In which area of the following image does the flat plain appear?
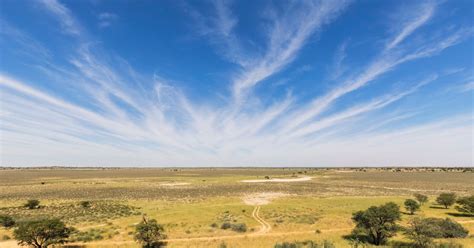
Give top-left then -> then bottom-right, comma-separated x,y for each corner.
0,168 -> 473,247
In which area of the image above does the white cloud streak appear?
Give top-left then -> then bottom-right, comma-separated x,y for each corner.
39,0 -> 81,35
231,1 -> 352,102
0,0 -> 472,166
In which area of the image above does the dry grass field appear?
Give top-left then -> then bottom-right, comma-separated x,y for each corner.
0,168 -> 473,247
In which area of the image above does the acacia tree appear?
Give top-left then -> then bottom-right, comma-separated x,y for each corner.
455,195 -> 474,216
135,216 -> 166,248
404,199 -> 421,215
351,202 -> 401,245
436,193 -> 456,209
13,219 -> 72,248
414,193 -> 428,205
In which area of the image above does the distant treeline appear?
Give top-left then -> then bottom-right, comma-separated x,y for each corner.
0,166 -> 472,172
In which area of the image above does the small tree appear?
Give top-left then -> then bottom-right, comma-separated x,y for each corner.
405,217 -> 443,248
436,193 -> 456,209
455,195 -> 474,216
135,216 -> 166,248
351,202 -> 401,245
13,219 -> 72,248
24,199 -> 40,209
405,199 -> 421,215
0,215 -> 15,228
414,193 -> 429,205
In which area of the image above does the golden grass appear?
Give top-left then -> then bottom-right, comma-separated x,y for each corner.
0,168 -> 473,247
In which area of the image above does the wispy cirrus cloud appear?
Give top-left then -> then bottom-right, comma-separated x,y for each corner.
98,12 -> 118,28
39,0 -> 81,35
230,1 -> 352,102
0,0 -> 472,166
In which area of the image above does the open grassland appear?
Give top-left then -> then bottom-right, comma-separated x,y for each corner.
0,168 -> 473,247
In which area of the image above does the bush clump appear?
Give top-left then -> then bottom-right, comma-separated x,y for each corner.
80,201 -> 92,208
71,228 -> 105,242
134,217 -> 166,248
405,217 -> 468,247
24,199 -> 40,209
0,214 -> 15,228
455,195 -> 474,216
231,223 -> 247,232
274,240 -> 335,248
220,222 -> 231,230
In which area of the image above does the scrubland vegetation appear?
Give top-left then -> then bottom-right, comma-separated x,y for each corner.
0,167 -> 473,247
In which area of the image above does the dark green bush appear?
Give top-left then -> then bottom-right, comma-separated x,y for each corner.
274,240 -> 335,248
220,222 -> 231,230
79,201 -> 91,208
134,217 -> 166,248
231,223 -> 247,232
405,217 -> 468,247
24,199 -> 40,209
0,214 -> 15,228
455,195 -> 474,216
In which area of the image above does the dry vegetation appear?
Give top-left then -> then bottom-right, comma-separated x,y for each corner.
0,167 -> 473,247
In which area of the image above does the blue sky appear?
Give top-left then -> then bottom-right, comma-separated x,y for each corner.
0,0 -> 473,167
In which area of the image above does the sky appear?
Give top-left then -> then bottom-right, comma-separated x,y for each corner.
0,0 -> 473,167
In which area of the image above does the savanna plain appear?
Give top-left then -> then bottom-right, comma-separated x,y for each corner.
0,168 -> 473,248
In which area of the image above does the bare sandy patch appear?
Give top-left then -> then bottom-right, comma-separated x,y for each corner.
240,176 -> 312,183
160,182 -> 191,186
242,192 -> 290,206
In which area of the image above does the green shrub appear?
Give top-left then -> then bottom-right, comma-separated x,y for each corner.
274,242 -> 298,248
24,199 -> 40,209
231,223 -> 247,232
80,201 -> 91,208
455,195 -> 474,216
274,240 -> 335,248
134,217 -> 166,248
220,222 -> 231,230
71,228 -> 105,242
405,217 -> 468,247
439,218 -> 469,238
0,214 -> 15,228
